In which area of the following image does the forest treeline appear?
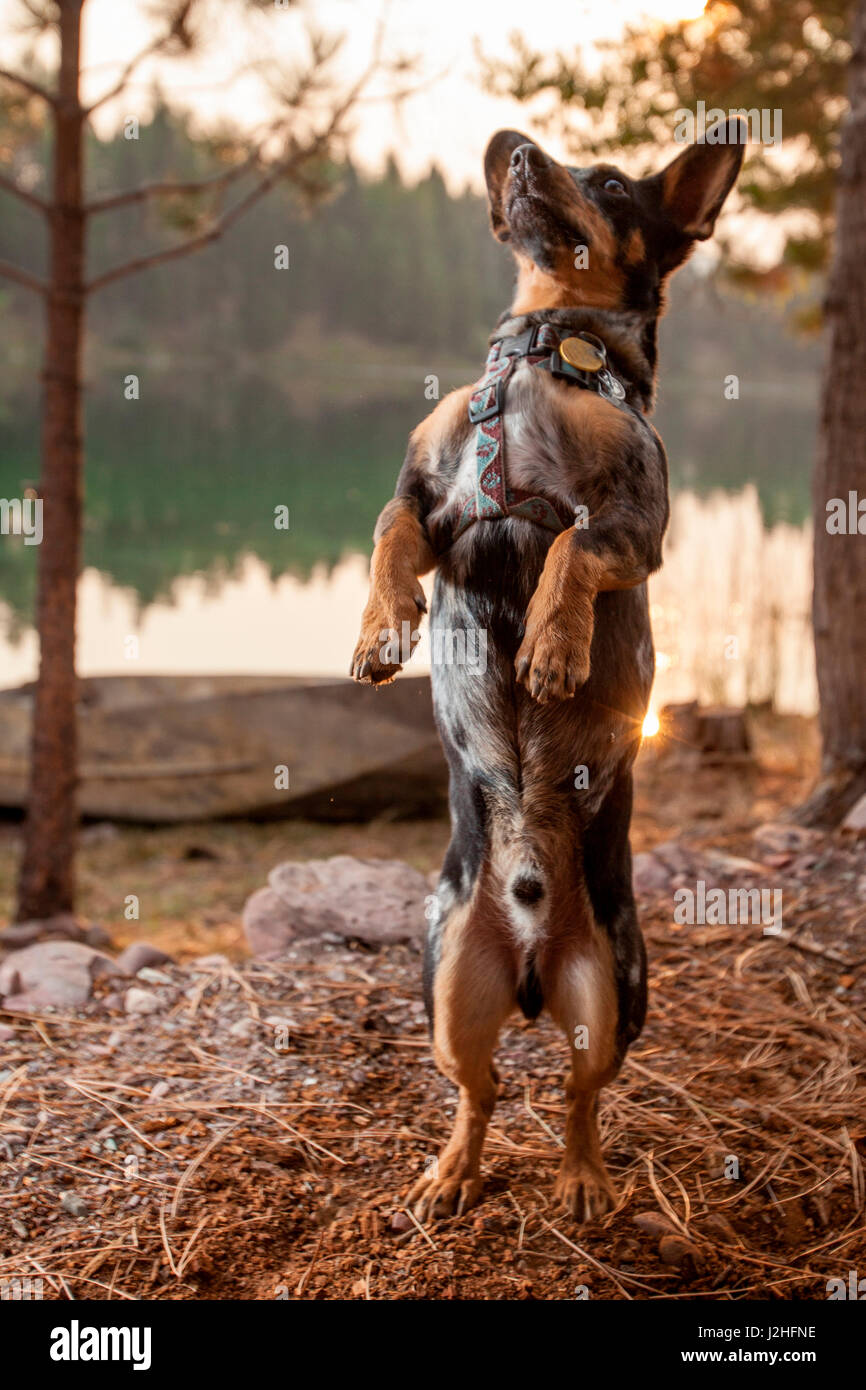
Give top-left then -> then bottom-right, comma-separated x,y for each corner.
0,101 -> 824,373
0,102 -> 512,359
0,101 -> 822,632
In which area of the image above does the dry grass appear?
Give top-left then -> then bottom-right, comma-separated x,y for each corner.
1,898 -> 863,1301
1,716 -> 862,1301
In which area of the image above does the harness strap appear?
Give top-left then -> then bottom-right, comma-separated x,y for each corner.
453,323 -> 629,541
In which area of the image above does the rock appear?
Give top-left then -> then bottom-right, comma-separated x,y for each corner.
649,840 -> 697,878
701,1213 -> 740,1245
115,943 -> 175,975
242,887 -> 297,958
0,941 -> 123,1012
702,849 -> 770,877
0,915 -> 112,952
633,1211 -> 677,1239
0,1023 -> 15,1042
193,953 -> 230,969
244,857 -> 430,957
659,703 -> 752,760
390,1211 -> 414,1234
79,822 -> 119,845
841,794 -> 866,836
60,1192 -> 88,1218
632,852 -> 671,896
124,987 -> 162,1015
658,1233 -> 703,1275
0,914 -> 87,949
753,822 -> 825,856
136,967 -> 174,986
84,924 -> 113,949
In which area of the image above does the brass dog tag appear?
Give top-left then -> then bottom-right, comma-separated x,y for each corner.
559,336 -> 604,372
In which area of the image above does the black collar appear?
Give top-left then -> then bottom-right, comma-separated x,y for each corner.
489,319 -> 629,408
492,307 -> 655,410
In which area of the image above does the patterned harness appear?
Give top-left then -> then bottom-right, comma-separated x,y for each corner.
454,320 -> 630,540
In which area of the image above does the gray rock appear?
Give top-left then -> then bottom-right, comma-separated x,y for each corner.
650,840 -> 697,876
79,822 -> 120,845
124,987 -> 162,1016
115,943 -> 175,975
83,924 -> 113,949
0,913 -> 86,949
0,941 -> 123,1013
632,852 -> 671,896
753,822 -> 825,855
60,1191 -> 88,1218
842,794 -> 866,836
244,856 -> 430,957
136,966 -> 174,986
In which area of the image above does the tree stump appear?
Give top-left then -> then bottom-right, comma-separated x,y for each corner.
658,702 -> 752,762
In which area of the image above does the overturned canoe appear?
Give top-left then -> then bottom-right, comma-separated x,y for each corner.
0,674 -> 447,823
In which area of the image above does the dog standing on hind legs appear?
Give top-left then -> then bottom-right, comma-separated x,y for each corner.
352,119 -> 745,1222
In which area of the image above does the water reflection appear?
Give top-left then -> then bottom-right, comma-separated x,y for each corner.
0,487 -> 815,713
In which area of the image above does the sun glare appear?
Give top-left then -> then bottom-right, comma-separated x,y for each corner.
642,710 -> 660,739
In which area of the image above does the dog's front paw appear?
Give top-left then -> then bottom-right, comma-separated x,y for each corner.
514,600 -> 592,703
350,587 -> 426,685
407,1164 -> 483,1223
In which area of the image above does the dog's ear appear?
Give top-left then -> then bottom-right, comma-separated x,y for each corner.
656,116 -> 746,242
484,129 -> 535,241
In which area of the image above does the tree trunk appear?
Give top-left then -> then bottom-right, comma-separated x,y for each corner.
797,0 -> 866,829
15,0 -> 86,920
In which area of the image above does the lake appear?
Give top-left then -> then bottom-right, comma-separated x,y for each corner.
0,355 -> 818,714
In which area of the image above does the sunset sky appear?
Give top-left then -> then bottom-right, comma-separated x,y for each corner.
2,0 -> 708,187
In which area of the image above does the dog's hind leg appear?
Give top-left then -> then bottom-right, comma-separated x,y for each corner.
583,767 -> 647,1060
409,879 -> 515,1221
540,909 -> 621,1222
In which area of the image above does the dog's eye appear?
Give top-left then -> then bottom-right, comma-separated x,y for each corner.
603,178 -> 628,196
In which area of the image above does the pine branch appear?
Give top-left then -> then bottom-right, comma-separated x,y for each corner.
87,147 -> 305,293
0,66 -> 55,105
0,171 -> 49,215
87,11 -> 393,293
85,153 -> 261,215
87,59 -> 368,294
0,259 -> 48,294
84,1 -> 196,114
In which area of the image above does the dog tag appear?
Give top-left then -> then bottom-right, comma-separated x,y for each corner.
559,336 -> 604,373
600,370 -> 626,401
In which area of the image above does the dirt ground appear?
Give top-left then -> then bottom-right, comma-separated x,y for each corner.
0,714 -> 864,1301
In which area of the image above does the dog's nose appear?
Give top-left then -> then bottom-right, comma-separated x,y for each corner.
510,143 -> 546,172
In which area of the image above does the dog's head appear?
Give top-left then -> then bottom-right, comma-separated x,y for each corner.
485,121 -> 745,315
